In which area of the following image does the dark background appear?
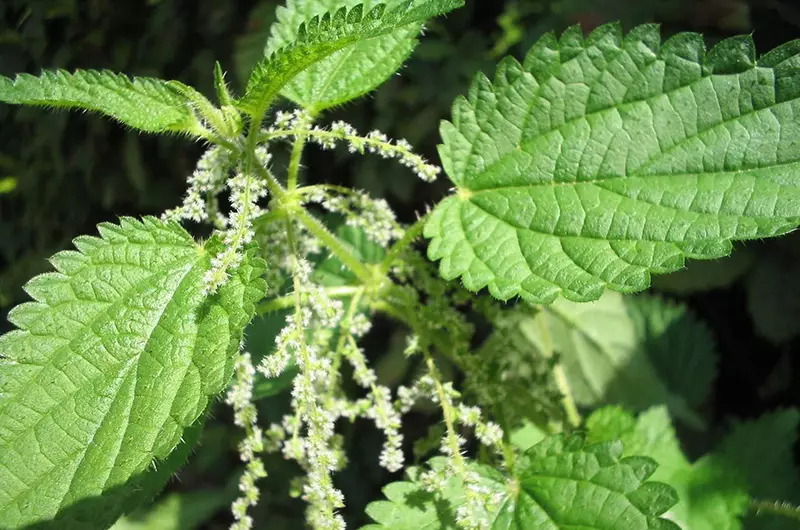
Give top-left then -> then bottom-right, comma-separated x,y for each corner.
1,1 -> 799,528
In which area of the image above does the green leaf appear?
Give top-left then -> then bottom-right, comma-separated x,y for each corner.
266,0 -> 422,112
716,409 -> 800,530
239,0 -> 464,118
543,291 -> 716,427
586,406 -> 749,530
0,70 -> 204,134
0,217 -> 266,529
425,23 -> 800,304
363,434 -> 681,529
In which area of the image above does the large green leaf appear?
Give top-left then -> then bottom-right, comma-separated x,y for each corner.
425,23 -> 800,304
363,434 -> 680,529
239,0 -> 464,118
587,407 -> 749,530
0,218 -> 266,529
266,0 -> 421,112
0,70 -> 204,135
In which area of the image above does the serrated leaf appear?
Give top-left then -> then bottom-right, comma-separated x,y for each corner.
266,0 -> 422,112
586,406 -> 748,530
651,247 -> 755,294
425,23 -> 800,304
363,434 -> 680,529
540,291 -> 716,427
0,217 -> 266,529
0,70 -> 204,134
239,0 -> 464,118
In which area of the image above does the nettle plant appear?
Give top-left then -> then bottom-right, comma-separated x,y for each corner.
2,0 -> 800,529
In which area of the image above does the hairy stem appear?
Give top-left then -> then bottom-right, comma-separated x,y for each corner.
287,135 -> 307,191
749,499 -> 800,521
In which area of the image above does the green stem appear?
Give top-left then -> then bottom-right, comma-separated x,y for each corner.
286,135 -> 307,191
292,207 -> 376,286
257,286 -> 362,315
536,314 -> 582,429
749,499 -> 800,521
381,212 -> 429,273
331,288 -> 365,376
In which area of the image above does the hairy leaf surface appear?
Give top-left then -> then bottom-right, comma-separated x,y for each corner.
0,218 -> 266,529
363,434 -> 680,529
425,23 -> 800,304
0,70 -> 203,134
266,0 -> 421,112
239,0 -> 464,118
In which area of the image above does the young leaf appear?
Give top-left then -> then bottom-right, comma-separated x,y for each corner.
0,70 -> 204,135
363,434 -> 681,529
587,406 -> 749,530
239,0 -> 464,119
266,0 -> 421,113
0,218 -> 266,529
425,23 -> 800,304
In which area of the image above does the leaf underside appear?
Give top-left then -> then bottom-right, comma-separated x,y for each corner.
363,434 -> 680,529
425,23 -> 800,304
0,70 -> 201,134
239,0 -> 464,118
266,0 -> 421,112
0,218 -> 266,529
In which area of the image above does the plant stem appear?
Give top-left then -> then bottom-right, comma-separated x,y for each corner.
749,499 -> 800,522
381,212 -> 429,273
286,135 -> 307,191
536,314 -> 582,429
292,207 -> 376,286
257,286 -> 362,315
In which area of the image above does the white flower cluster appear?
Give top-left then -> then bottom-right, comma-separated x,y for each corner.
225,351 -> 267,530
304,188 -> 403,247
203,167 -> 270,295
163,146 -> 231,223
256,256 -> 347,529
256,219 -> 321,297
264,110 -> 441,183
340,318 -> 405,472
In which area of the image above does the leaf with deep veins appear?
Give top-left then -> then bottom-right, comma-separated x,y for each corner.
266,0 -> 423,113
0,217 -> 266,529
425,23 -> 800,304
239,0 -> 464,119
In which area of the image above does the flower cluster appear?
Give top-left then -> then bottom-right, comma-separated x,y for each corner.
163,146 -> 231,224
203,159 -> 270,295
263,111 -> 441,183
303,187 -> 403,247
225,351 -> 266,530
